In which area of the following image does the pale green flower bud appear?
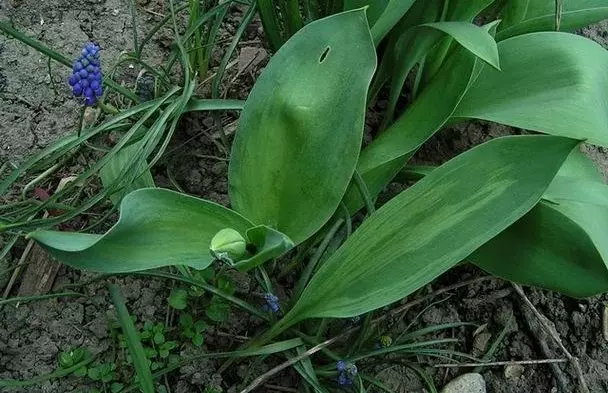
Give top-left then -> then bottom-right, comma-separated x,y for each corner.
210,228 -> 247,264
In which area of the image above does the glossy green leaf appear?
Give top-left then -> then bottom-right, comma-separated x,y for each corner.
398,157 -> 608,299
229,10 -> 376,245
498,0 -> 608,40
370,0 -> 417,44
396,151 -> 608,297
343,0 -> 390,26
454,32 -> 608,146
381,21 -> 499,128
421,22 -> 500,69
344,46 -> 477,213
29,189 -> 252,272
281,136 -> 576,323
99,140 -> 155,206
471,149 -> 608,297
471,202 -> 608,298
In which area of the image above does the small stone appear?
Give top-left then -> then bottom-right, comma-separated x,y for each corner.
441,373 -> 485,393
504,364 -> 525,379
472,332 -> 491,357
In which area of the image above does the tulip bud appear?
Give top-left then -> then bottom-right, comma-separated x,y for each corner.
210,228 -> 247,264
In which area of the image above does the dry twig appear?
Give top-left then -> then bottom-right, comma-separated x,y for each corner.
512,283 -> 589,393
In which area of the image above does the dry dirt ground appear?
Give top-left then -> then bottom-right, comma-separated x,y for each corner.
1,2 -> 608,392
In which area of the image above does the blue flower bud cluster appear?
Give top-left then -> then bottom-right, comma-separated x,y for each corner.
68,42 -> 103,106
263,293 -> 280,313
336,360 -> 358,386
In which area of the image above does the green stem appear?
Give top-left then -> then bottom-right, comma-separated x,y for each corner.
353,169 -> 376,215
132,271 -> 269,321
349,312 -> 373,356
257,0 -> 285,51
294,218 -> 344,299
339,201 -> 352,237
77,106 -> 86,137
130,0 -> 139,56
0,291 -> 83,306
304,0 -> 320,21
315,318 -> 328,341
285,0 -> 304,36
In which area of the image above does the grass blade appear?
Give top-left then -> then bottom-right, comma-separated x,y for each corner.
108,284 -> 154,393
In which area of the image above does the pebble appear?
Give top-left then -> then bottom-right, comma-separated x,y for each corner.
441,373 -> 486,393
472,332 -> 492,356
504,364 -> 525,379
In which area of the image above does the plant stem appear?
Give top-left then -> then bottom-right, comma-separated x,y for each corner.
77,106 -> 86,137
257,0 -> 285,51
285,0 -> 304,36
294,218 -> 344,299
0,291 -> 83,306
130,0 -> 140,56
353,169 -> 376,215
304,0 -> 320,21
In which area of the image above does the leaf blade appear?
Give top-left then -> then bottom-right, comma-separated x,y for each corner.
229,10 -> 376,245
285,135 -> 577,322
30,189 -> 253,272
453,32 -> 608,146
498,0 -> 608,40
109,284 -> 154,393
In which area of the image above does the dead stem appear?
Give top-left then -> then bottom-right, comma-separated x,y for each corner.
239,336 -> 339,393
434,358 -> 568,368
512,283 -> 589,393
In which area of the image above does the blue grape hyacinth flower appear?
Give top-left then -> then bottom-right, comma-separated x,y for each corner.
262,293 -> 280,313
336,360 -> 357,386
68,42 -> 103,106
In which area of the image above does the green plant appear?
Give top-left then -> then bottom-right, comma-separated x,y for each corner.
179,313 -> 208,346
4,0 -> 608,391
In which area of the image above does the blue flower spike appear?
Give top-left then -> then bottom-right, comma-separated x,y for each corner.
69,42 -> 103,106
336,360 -> 357,386
263,293 -> 280,313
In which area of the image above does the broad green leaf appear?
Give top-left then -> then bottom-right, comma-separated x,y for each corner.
29,189 -> 252,272
419,0 -> 498,87
471,201 -> 608,298
472,149 -> 608,297
371,0 -> 417,45
344,46 -> 477,213
498,0 -> 608,40
343,0 -> 390,26
398,150 -> 608,297
229,10 -> 376,245
280,135 -> 576,323
421,22 -> 500,69
453,32 -> 608,146
382,21 -> 499,129
99,140 -> 155,206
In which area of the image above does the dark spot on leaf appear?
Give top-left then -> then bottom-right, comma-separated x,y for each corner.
319,46 -> 331,63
